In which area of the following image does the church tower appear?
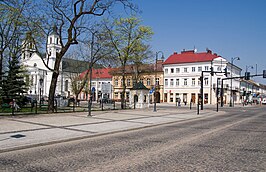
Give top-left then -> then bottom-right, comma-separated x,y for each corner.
47,25 -> 61,68
22,32 -> 36,60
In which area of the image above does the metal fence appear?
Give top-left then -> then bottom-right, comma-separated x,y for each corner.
0,100 -> 131,116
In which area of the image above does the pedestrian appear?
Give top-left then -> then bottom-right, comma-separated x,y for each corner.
12,99 -> 20,111
178,98 -> 181,107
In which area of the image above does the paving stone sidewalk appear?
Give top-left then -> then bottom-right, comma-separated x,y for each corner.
0,104 -> 223,153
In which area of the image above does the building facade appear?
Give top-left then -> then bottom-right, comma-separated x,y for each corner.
163,49 -> 242,105
110,60 -> 164,103
79,68 -> 112,101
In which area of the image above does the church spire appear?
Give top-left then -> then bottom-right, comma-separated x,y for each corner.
51,24 -> 59,35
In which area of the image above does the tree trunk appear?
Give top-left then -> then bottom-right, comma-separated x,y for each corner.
121,65 -> 126,109
48,71 -> 59,112
0,52 -> 3,81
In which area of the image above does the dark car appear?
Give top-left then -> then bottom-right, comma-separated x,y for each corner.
99,97 -> 114,104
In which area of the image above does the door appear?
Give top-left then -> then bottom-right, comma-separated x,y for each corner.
191,93 -> 196,103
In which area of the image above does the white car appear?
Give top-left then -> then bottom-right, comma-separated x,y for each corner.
262,98 -> 266,105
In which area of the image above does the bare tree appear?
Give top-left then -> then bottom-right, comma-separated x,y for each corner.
35,0 -> 136,112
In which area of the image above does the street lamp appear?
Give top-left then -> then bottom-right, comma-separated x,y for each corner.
230,57 -> 240,107
246,65 -> 253,73
39,78 -> 43,107
88,30 -> 97,117
154,51 -> 164,112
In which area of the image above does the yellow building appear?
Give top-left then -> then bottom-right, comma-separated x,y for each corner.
109,60 -> 164,103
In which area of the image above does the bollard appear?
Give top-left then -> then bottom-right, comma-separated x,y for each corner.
35,101 -> 37,114
55,100 -> 58,113
197,103 -> 199,115
73,101 -> 75,112
11,103 -> 14,116
190,101 -> 192,110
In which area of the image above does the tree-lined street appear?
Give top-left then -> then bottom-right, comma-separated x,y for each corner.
1,106 -> 265,171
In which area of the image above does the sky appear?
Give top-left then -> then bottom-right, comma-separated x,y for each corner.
130,0 -> 266,84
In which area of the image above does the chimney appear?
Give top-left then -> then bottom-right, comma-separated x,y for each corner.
206,48 -> 212,54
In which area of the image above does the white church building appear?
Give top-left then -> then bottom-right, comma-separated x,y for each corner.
21,26 -> 86,100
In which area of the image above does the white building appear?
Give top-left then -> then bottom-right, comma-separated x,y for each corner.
163,49 -> 242,105
79,68 -> 113,101
21,25 -> 87,100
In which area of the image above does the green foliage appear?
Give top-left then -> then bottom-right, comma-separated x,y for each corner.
0,56 -> 27,101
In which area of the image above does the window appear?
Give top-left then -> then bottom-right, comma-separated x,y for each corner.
30,75 -> 34,86
217,78 -> 221,86
204,78 -> 209,85
56,38 -> 59,44
127,79 -> 131,86
114,92 -> 118,99
175,93 -> 180,102
192,78 -> 195,86
121,79 -> 123,86
198,66 -> 202,72
176,68 -> 180,73
165,68 -> 168,74
115,79 -> 118,86
147,78 -> 151,86
184,79 -> 187,86
170,79 -> 174,87
205,66 -> 209,71
217,66 -> 221,71
50,37 -> 52,44
65,80 -> 68,91
198,78 -> 201,85
184,67 -> 188,73
156,78 -> 159,86
192,67 -> 196,72
165,79 -> 168,86
171,68 -> 174,73
170,93 -> 173,102
176,79 -> 179,86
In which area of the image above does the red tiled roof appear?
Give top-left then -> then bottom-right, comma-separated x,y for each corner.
80,68 -> 112,79
163,49 -> 219,65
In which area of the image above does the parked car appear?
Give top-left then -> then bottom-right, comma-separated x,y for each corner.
262,98 -> 266,105
99,97 -> 114,104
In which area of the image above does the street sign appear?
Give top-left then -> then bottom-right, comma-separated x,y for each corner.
149,90 -> 153,94
91,87 -> 95,93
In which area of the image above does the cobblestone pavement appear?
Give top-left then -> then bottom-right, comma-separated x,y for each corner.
0,105 -> 265,171
0,103 -> 218,153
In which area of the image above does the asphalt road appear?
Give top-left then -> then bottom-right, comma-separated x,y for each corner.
0,107 -> 265,172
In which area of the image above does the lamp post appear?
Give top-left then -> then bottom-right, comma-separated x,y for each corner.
39,78 -> 43,107
230,57 -> 240,107
88,30 -> 97,117
246,65 -> 253,73
154,51 -> 164,112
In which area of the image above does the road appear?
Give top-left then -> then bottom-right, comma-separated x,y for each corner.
0,107 -> 265,171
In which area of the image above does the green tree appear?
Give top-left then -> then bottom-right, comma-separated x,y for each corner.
104,16 -> 153,109
0,54 -> 27,104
